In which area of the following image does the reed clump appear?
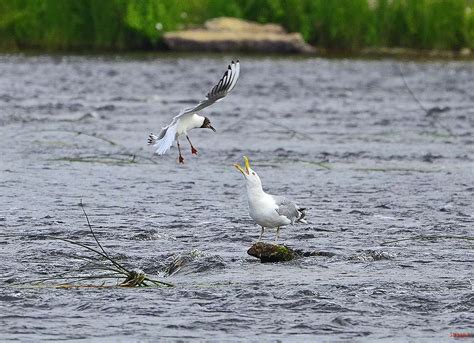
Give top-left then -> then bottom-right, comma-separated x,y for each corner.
1,0 -> 474,52
20,201 -> 173,288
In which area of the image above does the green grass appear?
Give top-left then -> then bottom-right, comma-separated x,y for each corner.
1,0 -> 474,52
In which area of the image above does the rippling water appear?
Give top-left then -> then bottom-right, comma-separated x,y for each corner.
0,53 -> 473,341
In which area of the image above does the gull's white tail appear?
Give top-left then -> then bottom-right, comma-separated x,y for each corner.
148,124 -> 177,155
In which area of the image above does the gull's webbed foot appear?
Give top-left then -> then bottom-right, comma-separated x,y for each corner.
186,135 -> 198,155
179,155 -> 184,164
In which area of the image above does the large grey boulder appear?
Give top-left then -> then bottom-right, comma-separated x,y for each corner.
163,17 -> 315,54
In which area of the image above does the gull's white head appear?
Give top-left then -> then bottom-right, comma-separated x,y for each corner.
234,156 -> 262,189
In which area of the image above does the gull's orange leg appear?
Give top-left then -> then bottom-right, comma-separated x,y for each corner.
186,135 -> 198,155
177,138 -> 184,164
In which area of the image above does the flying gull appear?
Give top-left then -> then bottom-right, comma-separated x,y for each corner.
234,156 -> 307,242
148,60 -> 240,163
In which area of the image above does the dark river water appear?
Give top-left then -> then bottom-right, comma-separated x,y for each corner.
0,53 -> 473,341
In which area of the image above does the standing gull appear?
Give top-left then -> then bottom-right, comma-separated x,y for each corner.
148,60 -> 240,163
234,156 -> 307,242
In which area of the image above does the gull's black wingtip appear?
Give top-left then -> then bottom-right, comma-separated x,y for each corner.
148,133 -> 157,145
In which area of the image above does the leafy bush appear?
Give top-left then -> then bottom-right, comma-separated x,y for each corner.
0,0 -> 473,51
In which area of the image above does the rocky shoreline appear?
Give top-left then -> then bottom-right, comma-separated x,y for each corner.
162,17 -> 473,59
163,17 -> 316,54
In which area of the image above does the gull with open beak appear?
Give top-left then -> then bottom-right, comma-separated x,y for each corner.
234,156 -> 307,242
148,60 -> 240,164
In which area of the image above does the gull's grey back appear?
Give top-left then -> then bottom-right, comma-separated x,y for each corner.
273,195 -> 300,222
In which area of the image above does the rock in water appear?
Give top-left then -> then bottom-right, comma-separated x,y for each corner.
247,242 -> 337,263
163,17 -> 315,54
247,242 -> 297,262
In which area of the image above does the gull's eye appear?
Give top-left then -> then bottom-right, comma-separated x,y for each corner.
252,172 -> 256,175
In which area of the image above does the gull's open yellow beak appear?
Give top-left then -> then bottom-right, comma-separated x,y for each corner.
234,156 -> 251,175
234,163 -> 245,175
243,156 -> 250,174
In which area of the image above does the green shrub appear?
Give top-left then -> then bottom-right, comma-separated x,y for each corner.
0,0 -> 473,51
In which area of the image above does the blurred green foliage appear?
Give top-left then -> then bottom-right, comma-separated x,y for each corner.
0,0 -> 473,51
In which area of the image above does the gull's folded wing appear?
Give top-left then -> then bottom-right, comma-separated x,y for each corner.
173,60 -> 240,119
274,196 -> 300,222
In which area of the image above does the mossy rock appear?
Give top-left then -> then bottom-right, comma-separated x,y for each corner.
247,242 -> 296,262
247,242 -> 336,263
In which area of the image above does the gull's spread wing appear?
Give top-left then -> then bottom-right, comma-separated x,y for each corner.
173,60 -> 240,119
148,122 -> 178,155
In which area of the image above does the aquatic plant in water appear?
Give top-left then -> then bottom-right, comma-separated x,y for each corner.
20,201 -> 173,288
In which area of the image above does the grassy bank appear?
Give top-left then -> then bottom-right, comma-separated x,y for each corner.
1,0 -> 474,52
